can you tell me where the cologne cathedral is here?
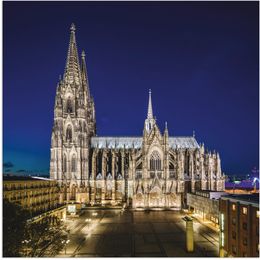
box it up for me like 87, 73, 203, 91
50, 24, 225, 209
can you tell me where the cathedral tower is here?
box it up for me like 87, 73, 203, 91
50, 24, 95, 203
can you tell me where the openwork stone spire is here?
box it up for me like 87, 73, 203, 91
81, 50, 90, 99
147, 89, 153, 119
64, 23, 82, 85
145, 89, 156, 133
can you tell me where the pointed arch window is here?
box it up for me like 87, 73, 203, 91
150, 151, 162, 171
66, 125, 72, 143
79, 121, 82, 132
67, 98, 73, 113
63, 155, 67, 172
71, 155, 77, 172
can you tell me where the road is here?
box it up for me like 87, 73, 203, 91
51, 209, 219, 257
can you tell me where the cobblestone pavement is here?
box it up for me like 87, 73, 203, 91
55, 209, 219, 257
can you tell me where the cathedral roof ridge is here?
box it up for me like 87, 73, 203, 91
92, 136, 142, 138
91, 136, 200, 149
91, 136, 197, 138
91, 136, 142, 149
169, 136, 196, 138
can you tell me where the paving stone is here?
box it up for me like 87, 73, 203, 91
55, 209, 219, 257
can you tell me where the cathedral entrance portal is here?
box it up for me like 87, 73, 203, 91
135, 193, 144, 208
149, 187, 163, 207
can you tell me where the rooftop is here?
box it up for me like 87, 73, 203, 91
225, 180, 259, 189
195, 190, 226, 193
3, 175, 52, 182
91, 136, 200, 149
221, 193, 259, 205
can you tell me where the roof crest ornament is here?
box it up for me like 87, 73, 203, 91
70, 23, 76, 32
81, 50, 85, 58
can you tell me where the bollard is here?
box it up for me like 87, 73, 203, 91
219, 247, 225, 257
182, 216, 194, 252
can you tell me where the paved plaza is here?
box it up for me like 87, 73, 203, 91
53, 209, 219, 257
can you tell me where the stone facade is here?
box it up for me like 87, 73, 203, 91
50, 24, 225, 209
187, 190, 227, 225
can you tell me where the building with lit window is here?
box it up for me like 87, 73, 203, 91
225, 179, 259, 194
3, 175, 66, 223
219, 194, 259, 257
187, 190, 227, 226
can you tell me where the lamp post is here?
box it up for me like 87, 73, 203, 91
62, 239, 70, 255
21, 239, 31, 256
85, 218, 92, 231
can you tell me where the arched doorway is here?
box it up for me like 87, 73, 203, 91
135, 193, 144, 208
149, 186, 162, 207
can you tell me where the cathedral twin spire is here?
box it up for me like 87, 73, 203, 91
64, 23, 82, 85
63, 23, 91, 101
56, 24, 96, 137
81, 50, 90, 99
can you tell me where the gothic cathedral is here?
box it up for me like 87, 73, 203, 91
50, 24, 225, 209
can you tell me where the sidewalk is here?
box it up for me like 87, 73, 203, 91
192, 215, 219, 232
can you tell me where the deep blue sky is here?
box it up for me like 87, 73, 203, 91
3, 2, 259, 175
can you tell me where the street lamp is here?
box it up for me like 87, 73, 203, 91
62, 239, 70, 255
21, 239, 31, 256
85, 218, 92, 231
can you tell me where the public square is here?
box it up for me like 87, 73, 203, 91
45, 209, 219, 257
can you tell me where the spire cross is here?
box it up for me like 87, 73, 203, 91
70, 23, 76, 32
81, 50, 86, 58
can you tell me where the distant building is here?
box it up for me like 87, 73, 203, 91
219, 194, 259, 257
225, 179, 259, 194
187, 190, 227, 226
3, 175, 66, 224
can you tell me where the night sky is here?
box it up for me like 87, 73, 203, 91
3, 2, 259, 175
